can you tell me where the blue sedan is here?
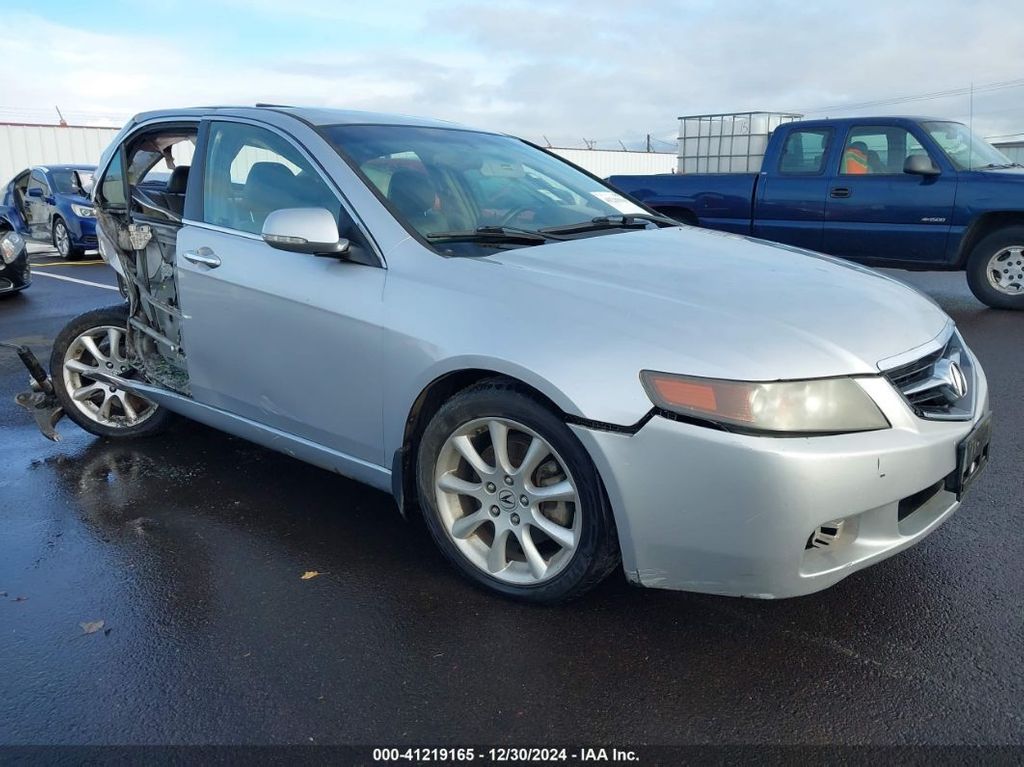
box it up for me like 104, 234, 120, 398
0, 164, 97, 260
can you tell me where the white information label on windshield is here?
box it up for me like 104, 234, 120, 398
591, 191, 646, 215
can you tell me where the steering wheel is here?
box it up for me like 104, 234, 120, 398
497, 206, 536, 227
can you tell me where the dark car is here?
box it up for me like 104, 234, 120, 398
0, 229, 30, 295
0, 164, 98, 260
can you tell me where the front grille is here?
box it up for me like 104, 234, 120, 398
883, 331, 974, 421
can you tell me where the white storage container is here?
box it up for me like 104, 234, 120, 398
677, 112, 802, 174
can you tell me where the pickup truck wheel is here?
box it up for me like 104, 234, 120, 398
416, 379, 620, 603
50, 304, 174, 439
966, 227, 1024, 310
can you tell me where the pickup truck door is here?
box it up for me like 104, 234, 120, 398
751, 126, 835, 251
822, 124, 955, 266
175, 119, 388, 467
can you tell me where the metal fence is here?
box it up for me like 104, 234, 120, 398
549, 148, 676, 177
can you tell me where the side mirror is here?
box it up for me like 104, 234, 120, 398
27, 187, 43, 198
261, 207, 350, 257
904, 154, 940, 177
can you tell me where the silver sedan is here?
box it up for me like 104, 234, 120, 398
32, 106, 991, 602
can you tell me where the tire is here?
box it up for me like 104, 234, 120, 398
50, 304, 174, 439
52, 217, 85, 261
416, 378, 620, 603
965, 226, 1024, 310
657, 206, 699, 226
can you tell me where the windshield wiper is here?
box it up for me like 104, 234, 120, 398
979, 163, 1020, 170
426, 226, 563, 245
539, 213, 682, 236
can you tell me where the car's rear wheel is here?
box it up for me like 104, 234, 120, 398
50, 304, 173, 439
966, 226, 1024, 310
52, 217, 84, 261
416, 379, 619, 603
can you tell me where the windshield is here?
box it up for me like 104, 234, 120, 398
922, 121, 1014, 171
323, 125, 650, 250
51, 169, 95, 196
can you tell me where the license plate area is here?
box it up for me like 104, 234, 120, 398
945, 413, 992, 500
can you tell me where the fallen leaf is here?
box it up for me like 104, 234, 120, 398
300, 571, 321, 580
80, 620, 105, 634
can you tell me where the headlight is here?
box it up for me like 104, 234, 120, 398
1, 231, 25, 264
640, 371, 890, 434
71, 203, 95, 218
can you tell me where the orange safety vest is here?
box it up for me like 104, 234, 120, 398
843, 146, 869, 174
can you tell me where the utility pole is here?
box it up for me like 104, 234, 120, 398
646, 133, 651, 152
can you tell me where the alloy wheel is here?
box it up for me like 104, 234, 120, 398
54, 220, 70, 258
986, 245, 1024, 295
61, 325, 157, 428
433, 417, 581, 585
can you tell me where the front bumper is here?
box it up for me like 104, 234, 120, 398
573, 359, 990, 598
0, 252, 31, 293
68, 216, 98, 249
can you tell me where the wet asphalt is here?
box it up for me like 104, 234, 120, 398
0, 251, 1022, 746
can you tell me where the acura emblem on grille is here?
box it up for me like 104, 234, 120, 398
886, 333, 974, 420
936, 358, 968, 401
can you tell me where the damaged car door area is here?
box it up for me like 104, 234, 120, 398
94, 122, 198, 395
92, 117, 388, 480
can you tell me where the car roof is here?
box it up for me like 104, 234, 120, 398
129, 105, 486, 132
791, 116, 954, 128
33, 164, 96, 173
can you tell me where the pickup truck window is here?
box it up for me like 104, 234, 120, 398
840, 126, 926, 175
923, 121, 1014, 171
778, 129, 831, 175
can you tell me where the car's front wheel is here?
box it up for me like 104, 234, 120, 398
52, 217, 85, 261
416, 379, 619, 603
50, 304, 173, 439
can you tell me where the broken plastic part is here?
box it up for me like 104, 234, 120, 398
127, 223, 153, 251
14, 390, 64, 442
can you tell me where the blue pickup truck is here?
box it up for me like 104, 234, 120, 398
609, 116, 1024, 309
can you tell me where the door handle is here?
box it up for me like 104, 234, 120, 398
182, 248, 221, 268
830, 187, 851, 198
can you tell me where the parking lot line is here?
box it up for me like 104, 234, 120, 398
31, 260, 106, 267
31, 271, 118, 291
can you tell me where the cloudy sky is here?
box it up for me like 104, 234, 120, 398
4, 0, 1024, 148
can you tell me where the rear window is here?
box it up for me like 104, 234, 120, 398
778, 129, 832, 175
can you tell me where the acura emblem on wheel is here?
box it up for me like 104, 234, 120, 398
498, 489, 517, 510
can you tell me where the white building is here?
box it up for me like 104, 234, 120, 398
0, 122, 674, 187
0, 123, 119, 184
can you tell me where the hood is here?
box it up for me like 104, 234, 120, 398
972, 166, 1024, 178
60, 192, 92, 207
484, 226, 950, 381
